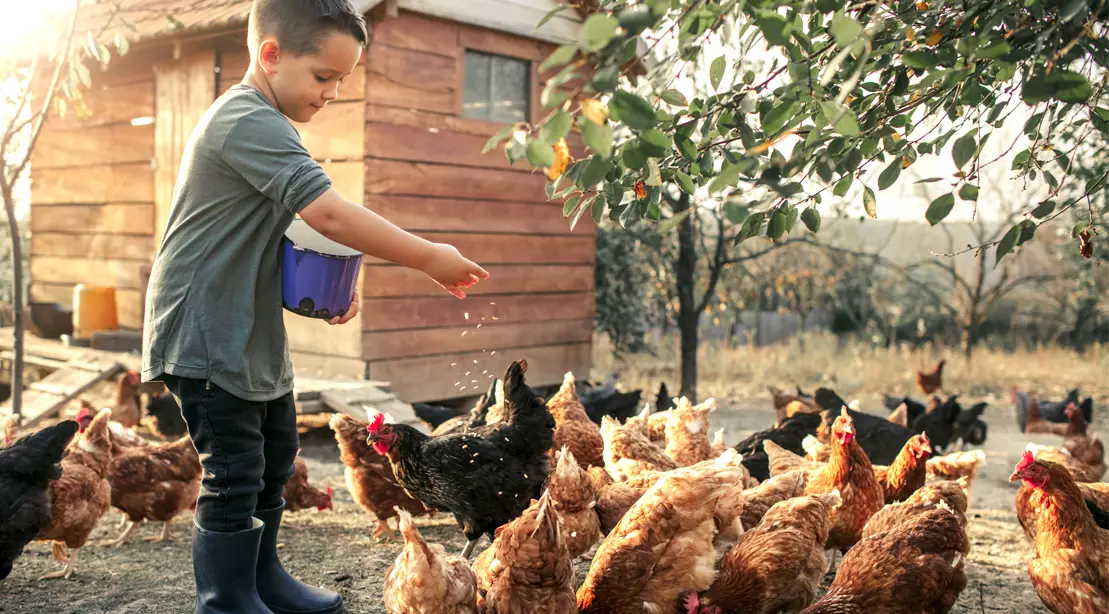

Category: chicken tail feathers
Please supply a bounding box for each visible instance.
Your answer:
[0,419,80,483]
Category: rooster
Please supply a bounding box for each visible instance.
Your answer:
[0,420,80,580]
[916,359,945,396]
[366,360,554,558]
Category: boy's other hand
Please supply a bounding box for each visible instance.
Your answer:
[422,243,489,299]
[327,298,360,325]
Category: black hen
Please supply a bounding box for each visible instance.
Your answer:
[430,379,499,436]
[1014,387,1080,432]
[1087,499,1109,531]
[145,392,187,439]
[813,388,914,465]
[655,382,676,412]
[366,360,554,558]
[952,402,988,449]
[883,395,931,424]
[734,412,822,481]
[413,403,469,430]
[0,420,80,580]
[581,389,642,424]
[910,394,963,452]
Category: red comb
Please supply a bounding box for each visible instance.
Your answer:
[366,411,385,432]
[76,406,92,422]
[1017,449,1035,471]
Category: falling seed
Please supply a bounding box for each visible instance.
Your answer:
[473,359,478,364]
[481,316,485,320]
[571,531,578,538]
[482,370,488,374]
[491,351,497,355]
[471,380,478,383]
[451,362,458,366]
[523,473,528,479]
[454,382,461,386]
[492,317,499,321]
[476,324,482,329]
[497,491,503,496]
[462,331,468,337]
[462,445,468,449]
[464,312,470,320]
[490,302,496,305]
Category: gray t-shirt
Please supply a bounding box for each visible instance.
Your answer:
[142,85,332,401]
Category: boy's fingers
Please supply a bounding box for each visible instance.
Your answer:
[447,285,466,299]
[472,263,490,279]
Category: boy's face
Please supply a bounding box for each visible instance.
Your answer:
[257,31,363,123]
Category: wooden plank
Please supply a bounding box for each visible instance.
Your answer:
[31,258,144,290]
[365,43,458,114]
[362,263,593,298]
[365,104,514,137]
[218,53,366,101]
[372,11,460,58]
[31,232,154,261]
[289,351,367,379]
[368,342,591,403]
[31,164,154,205]
[31,282,144,329]
[400,0,582,46]
[365,159,550,202]
[299,101,364,161]
[284,305,364,359]
[2,360,124,426]
[366,195,570,234]
[33,123,155,169]
[45,81,155,129]
[457,21,549,62]
[366,121,524,171]
[319,387,427,432]
[30,203,155,235]
[364,318,593,360]
[321,161,365,204]
[363,292,594,331]
[363,233,594,266]
[155,50,218,247]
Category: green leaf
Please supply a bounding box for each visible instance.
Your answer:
[603,182,624,205]
[570,195,593,231]
[645,158,663,187]
[878,160,901,191]
[1091,107,1109,134]
[1073,221,1091,238]
[1087,174,1107,195]
[902,51,937,69]
[610,91,657,131]
[526,140,556,167]
[541,111,572,143]
[996,224,1020,264]
[590,196,606,223]
[958,183,979,201]
[676,135,698,160]
[1012,149,1031,170]
[562,195,581,217]
[661,89,688,106]
[829,12,862,47]
[762,101,800,137]
[1023,70,1094,104]
[114,31,130,56]
[536,4,568,30]
[723,202,748,224]
[1018,220,1037,246]
[708,162,743,193]
[483,125,515,154]
[820,101,860,137]
[977,41,1011,59]
[736,211,766,244]
[710,55,727,91]
[657,208,692,234]
[591,64,620,92]
[581,119,613,158]
[766,209,788,240]
[618,7,655,36]
[581,14,620,51]
[675,171,696,195]
[539,45,578,73]
[1031,200,1056,219]
[862,185,877,218]
[801,207,821,233]
[580,155,609,189]
[639,130,673,157]
[925,192,956,226]
[833,175,853,197]
[757,15,792,47]
[621,142,648,170]
[952,131,978,169]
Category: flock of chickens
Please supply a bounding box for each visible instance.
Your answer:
[1,358,1107,614]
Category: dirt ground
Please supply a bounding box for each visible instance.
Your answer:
[0,395,1080,613]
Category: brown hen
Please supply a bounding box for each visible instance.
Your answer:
[545,447,601,558]
[383,508,478,614]
[107,433,201,546]
[546,372,604,469]
[283,455,333,513]
[600,412,677,481]
[664,398,716,466]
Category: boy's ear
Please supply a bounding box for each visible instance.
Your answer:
[258,39,282,72]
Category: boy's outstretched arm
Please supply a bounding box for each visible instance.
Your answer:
[300,189,489,300]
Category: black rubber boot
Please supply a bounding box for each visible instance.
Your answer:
[254,502,344,614]
[192,518,274,614]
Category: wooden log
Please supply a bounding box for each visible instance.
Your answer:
[364,318,593,360]
[33,123,155,169]
[365,159,551,203]
[362,292,594,332]
[30,203,155,235]
[367,342,591,403]
[362,263,594,298]
[31,232,154,261]
[365,44,458,114]
[32,163,154,205]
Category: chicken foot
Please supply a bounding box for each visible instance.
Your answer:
[145,519,174,543]
[372,519,394,541]
[108,520,137,548]
[37,547,80,581]
[460,538,480,559]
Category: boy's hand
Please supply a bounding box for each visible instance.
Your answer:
[327,297,360,326]
[422,243,489,299]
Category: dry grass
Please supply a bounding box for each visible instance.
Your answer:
[592,333,1109,408]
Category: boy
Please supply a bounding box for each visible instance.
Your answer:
[141,1,487,612]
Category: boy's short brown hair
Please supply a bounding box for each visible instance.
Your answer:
[248,0,369,56]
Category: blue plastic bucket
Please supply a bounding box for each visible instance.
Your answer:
[281,219,363,319]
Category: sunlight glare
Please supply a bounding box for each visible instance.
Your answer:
[0,0,77,59]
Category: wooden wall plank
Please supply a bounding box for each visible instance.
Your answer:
[362,263,594,298]
[457,22,549,61]
[362,233,594,266]
[365,159,549,202]
[372,11,460,58]
[322,161,365,204]
[31,257,145,290]
[290,351,366,379]
[365,44,458,114]
[30,283,144,329]
[31,233,153,261]
[284,308,364,359]
[364,318,593,360]
[47,81,155,129]
[33,124,154,169]
[31,164,154,205]
[363,292,594,331]
[366,121,523,170]
[155,50,217,247]
[368,342,591,403]
[30,203,154,235]
[217,51,366,102]
[366,195,569,234]
[299,101,364,161]
[366,104,510,137]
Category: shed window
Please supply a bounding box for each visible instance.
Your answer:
[462,50,530,122]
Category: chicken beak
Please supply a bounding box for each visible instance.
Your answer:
[1008,469,1022,483]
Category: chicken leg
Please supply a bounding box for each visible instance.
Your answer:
[108,520,137,548]
[37,548,79,580]
[145,519,173,543]
[460,539,479,559]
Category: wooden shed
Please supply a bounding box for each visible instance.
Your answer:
[28,0,595,402]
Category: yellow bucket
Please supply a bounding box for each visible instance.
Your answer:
[73,285,119,339]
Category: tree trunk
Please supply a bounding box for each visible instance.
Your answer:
[962,325,978,363]
[674,193,697,402]
[3,187,22,417]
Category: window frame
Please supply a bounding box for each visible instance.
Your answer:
[460,49,533,124]
[454,29,541,127]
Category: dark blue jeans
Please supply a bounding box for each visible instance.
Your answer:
[163,376,300,533]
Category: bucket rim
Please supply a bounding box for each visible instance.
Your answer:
[284,219,362,259]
